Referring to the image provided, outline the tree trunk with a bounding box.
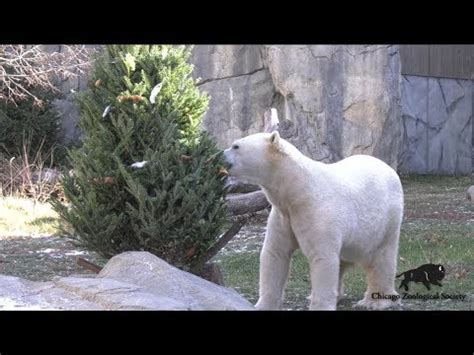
[197,262,225,286]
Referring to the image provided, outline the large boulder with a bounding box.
[97,252,253,310]
[0,252,253,310]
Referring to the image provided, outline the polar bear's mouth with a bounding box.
[222,162,233,174]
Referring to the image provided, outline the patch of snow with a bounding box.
[130,161,149,169]
[65,251,85,256]
[36,248,57,254]
[0,297,50,310]
[30,234,51,239]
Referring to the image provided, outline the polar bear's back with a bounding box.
[328,153,394,178]
[330,154,397,177]
[327,154,403,206]
[322,154,403,257]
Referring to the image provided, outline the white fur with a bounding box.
[224,132,404,310]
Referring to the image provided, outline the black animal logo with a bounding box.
[396,264,445,291]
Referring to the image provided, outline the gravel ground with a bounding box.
[0,235,106,281]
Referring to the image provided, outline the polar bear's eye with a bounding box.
[232,144,240,150]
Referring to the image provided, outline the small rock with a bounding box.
[466,186,474,201]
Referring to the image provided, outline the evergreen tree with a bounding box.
[0,88,63,164]
[52,45,229,273]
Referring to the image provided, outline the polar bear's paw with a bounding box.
[353,298,401,310]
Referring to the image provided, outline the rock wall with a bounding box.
[399,75,472,175]
[191,45,403,168]
[43,45,99,144]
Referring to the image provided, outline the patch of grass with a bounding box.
[216,250,312,310]
[217,251,260,303]
[216,175,474,310]
[0,197,60,237]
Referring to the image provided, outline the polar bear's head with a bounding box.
[223,131,295,186]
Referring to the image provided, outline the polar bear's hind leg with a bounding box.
[355,218,402,310]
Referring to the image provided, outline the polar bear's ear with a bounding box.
[270,131,280,145]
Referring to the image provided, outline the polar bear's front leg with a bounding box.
[290,215,341,310]
[255,208,298,310]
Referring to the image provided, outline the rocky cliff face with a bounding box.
[400,75,472,175]
[191,45,403,168]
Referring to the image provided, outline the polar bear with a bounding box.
[223,131,404,310]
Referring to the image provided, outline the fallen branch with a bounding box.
[77,257,102,274]
[264,107,280,133]
[225,190,270,216]
[201,216,249,266]
[195,191,270,274]
[224,176,260,193]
